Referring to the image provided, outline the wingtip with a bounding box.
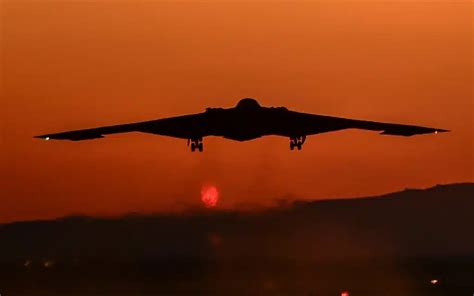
[34,135,51,140]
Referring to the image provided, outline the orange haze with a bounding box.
[1,1,473,223]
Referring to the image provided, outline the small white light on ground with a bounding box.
[43,260,54,268]
[45,137,50,141]
[435,131,438,134]
[430,279,438,285]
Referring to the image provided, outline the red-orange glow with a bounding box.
[201,185,219,208]
[1,1,472,223]
[341,292,349,296]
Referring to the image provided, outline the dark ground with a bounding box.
[1,183,473,295]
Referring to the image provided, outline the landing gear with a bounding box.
[188,137,203,152]
[290,136,306,151]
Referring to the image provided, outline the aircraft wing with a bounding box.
[34,113,208,141]
[288,112,448,137]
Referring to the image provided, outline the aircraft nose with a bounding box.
[236,98,261,109]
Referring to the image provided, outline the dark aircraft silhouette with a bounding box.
[35,98,448,152]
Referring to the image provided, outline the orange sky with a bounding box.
[1,1,473,223]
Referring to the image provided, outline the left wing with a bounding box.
[34,113,209,141]
[285,112,448,137]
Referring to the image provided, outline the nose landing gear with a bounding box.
[188,137,203,152]
[290,136,306,151]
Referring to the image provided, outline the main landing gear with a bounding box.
[188,137,203,152]
[290,136,306,151]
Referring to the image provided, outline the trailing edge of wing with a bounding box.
[341,117,450,137]
[378,126,449,137]
[33,123,137,141]
[34,132,105,141]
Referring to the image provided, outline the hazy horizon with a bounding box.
[2,182,472,224]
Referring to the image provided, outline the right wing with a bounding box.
[35,113,209,141]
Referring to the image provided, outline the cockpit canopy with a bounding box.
[235,98,261,109]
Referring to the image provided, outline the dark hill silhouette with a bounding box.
[1,183,473,295]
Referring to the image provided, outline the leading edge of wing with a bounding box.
[34,118,174,141]
[34,113,207,141]
[351,119,449,136]
[292,112,449,137]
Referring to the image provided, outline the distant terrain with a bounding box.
[1,183,473,295]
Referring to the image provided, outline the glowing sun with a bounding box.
[201,185,219,208]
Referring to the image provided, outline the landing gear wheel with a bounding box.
[289,136,306,151]
[189,137,204,152]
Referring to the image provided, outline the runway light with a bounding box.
[430,279,438,285]
[341,291,349,296]
[435,131,438,134]
[45,137,50,141]
[43,260,54,268]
